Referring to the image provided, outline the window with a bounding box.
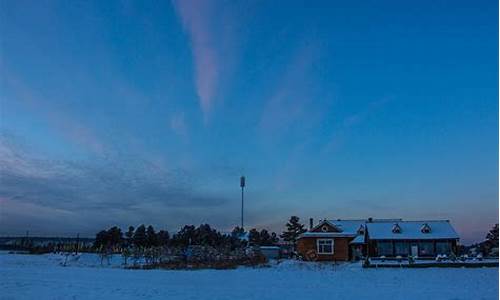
[377,241,394,256]
[421,223,431,233]
[418,242,435,256]
[317,239,334,254]
[394,241,409,256]
[436,241,452,255]
[321,226,329,232]
[357,225,365,235]
[392,223,401,234]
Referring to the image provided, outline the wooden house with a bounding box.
[365,220,459,257]
[297,219,366,261]
[297,218,460,261]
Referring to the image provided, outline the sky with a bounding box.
[0,0,498,244]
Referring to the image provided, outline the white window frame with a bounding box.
[316,239,334,254]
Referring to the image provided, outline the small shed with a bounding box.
[259,246,280,259]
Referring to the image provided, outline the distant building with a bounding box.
[259,246,281,259]
[297,218,459,261]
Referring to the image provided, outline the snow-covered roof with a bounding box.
[303,218,460,241]
[350,235,365,244]
[311,219,402,235]
[300,232,357,238]
[366,220,459,240]
[328,219,366,235]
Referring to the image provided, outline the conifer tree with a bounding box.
[94,230,109,249]
[248,228,261,246]
[482,223,500,255]
[157,230,170,247]
[107,226,123,247]
[270,232,279,245]
[486,224,499,248]
[230,226,247,248]
[133,224,147,248]
[259,229,271,246]
[125,226,135,244]
[171,225,196,248]
[260,230,279,246]
[231,226,245,238]
[281,216,306,246]
[146,225,158,247]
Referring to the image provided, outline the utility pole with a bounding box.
[240,176,245,229]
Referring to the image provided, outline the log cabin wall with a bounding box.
[297,237,352,261]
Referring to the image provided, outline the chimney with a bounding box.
[309,218,314,230]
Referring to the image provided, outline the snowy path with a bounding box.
[0,253,497,300]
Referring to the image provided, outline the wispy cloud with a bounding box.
[172,0,219,120]
[259,43,323,134]
[0,134,231,235]
[171,0,247,122]
[322,97,392,153]
[170,111,188,138]
[343,97,391,128]
[2,70,106,155]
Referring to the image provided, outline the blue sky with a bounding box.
[0,0,497,243]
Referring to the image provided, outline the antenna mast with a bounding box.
[240,176,245,229]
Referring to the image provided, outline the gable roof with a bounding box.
[350,234,365,244]
[303,218,460,241]
[303,219,364,238]
[314,219,402,235]
[300,232,358,238]
[310,220,342,233]
[309,219,404,235]
[328,219,366,235]
[310,219,367,235]
[366,220,459,240]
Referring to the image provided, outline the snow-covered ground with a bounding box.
[0,252,498,300]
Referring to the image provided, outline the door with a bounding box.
[411,245,418,257]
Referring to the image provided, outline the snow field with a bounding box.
[0,252,497,300]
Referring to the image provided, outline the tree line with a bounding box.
[94,215,309,251]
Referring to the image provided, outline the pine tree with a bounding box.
[483,223,499,255]
[146,225,158,247]
[157,230,170,247]
[171,225,196,248]
[125,226,135,247]
[126,226,135,240]
[231,226,245,238]
[133,224,147,248]
[260,230,279,246]
[94,230,109,249]
[197,224,217,246]
[270,232,279,245]
[260,229,272,246]
[248,228,261,246]
[107,226,123,247]
[486,224,499,248]
[280,216,306,246]
[230,226,247,249]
